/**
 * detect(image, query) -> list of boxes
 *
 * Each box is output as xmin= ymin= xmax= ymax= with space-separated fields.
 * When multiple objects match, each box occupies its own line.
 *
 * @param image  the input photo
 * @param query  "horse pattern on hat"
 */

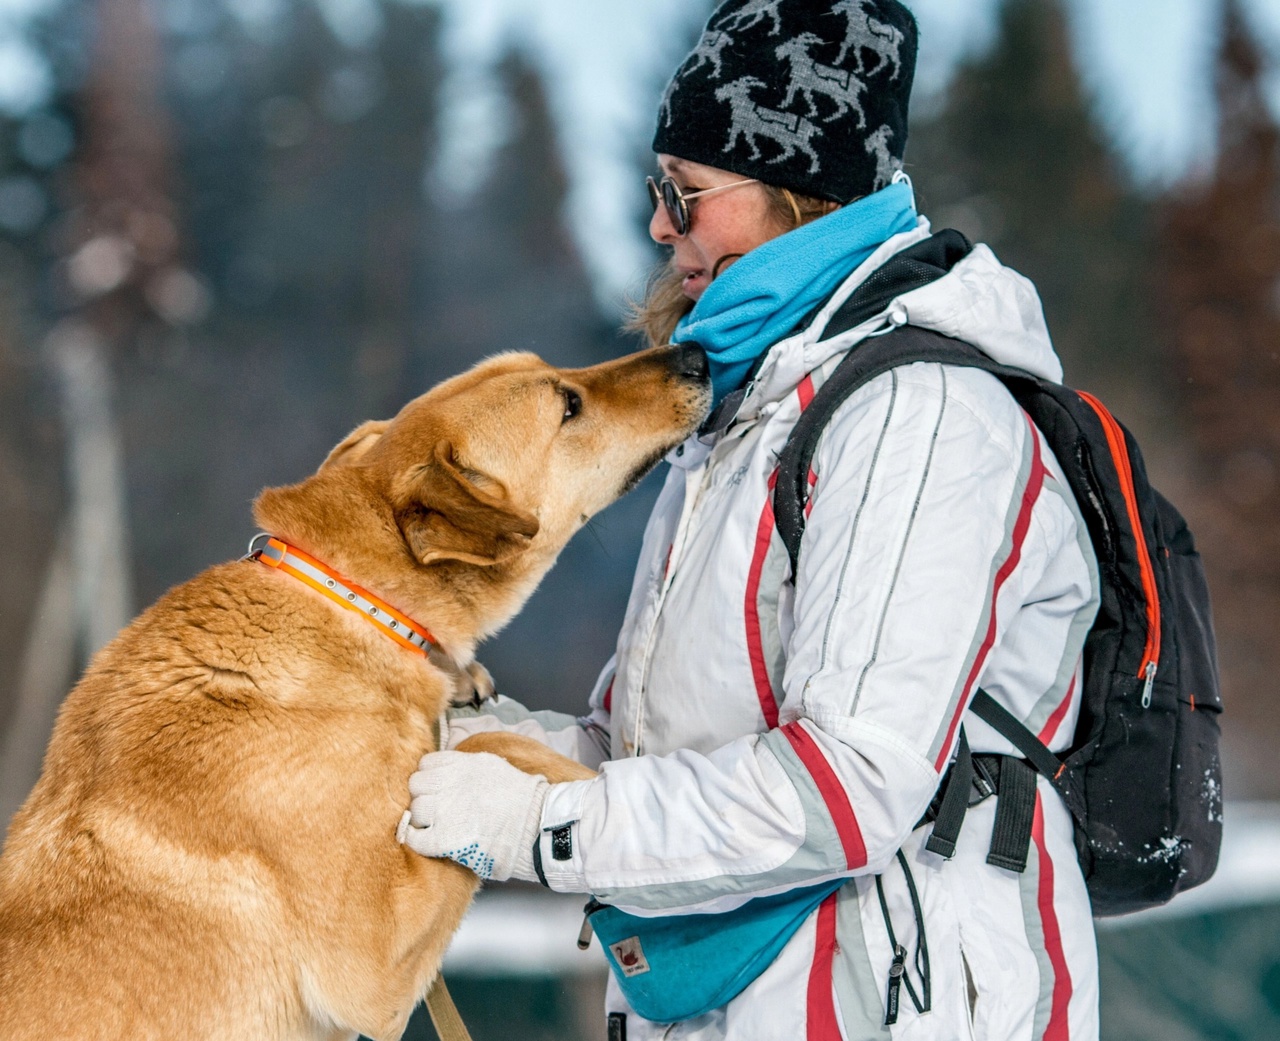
xmin=715 ymin=76 xmax=823 ymax=175
xmin=831 ymin=0 xmax=906 ymax=76
xmin=776 ymin=33 xmax=868 ymax=129
xmin=654 ymin=0 xmax=917 ymax=203
xmin=717 ymin=0 xmax=788 ymax=36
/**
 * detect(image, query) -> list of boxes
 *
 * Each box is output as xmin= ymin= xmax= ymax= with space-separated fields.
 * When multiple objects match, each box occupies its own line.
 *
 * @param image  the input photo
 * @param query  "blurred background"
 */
xmin=0 ymin=0 xmax=1278 ymax=1036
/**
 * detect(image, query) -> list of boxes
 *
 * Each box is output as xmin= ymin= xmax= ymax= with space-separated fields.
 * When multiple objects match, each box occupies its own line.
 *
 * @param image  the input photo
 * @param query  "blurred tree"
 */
xmin=0 ymin=0 xmax=192 ymax=830
xmin=0 ymin=272 xmax=62 ymax=739
xmin=417 ymin=49 xmax=605 ymax=377
xmin=67 ymin=0 xmax=197 ymax=344
xmin=1156 ymin=0 xmax=1280 ymax=795
xmin=909 ymin=0 xmax=1155 ymax=394
xmin=125 ymin=0 xmax=447 ymax=605
xmin=0 ymin=6 xmax=81 ymax=827
xmin=0 ymin=38 xmax=72 ymax=740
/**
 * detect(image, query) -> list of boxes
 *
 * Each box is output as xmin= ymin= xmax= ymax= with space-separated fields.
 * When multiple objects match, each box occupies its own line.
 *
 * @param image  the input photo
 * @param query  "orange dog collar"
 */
xmin=246 ymin=533 xmax=438 ymax=656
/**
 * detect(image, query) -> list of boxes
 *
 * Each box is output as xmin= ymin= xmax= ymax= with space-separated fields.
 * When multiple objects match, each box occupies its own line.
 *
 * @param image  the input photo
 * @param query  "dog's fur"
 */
xmin=0 ymin=346 xmax=709 ymax=1041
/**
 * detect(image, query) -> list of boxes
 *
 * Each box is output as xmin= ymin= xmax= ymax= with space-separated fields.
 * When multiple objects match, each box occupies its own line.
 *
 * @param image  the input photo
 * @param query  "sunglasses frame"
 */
xmin=646 ymin=175 xmax=759 ymax=236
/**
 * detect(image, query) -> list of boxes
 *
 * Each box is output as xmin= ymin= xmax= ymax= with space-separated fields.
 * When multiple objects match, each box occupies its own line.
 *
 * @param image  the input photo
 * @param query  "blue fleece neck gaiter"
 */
xmin=672 ymin=181 xmax=918 ymax=407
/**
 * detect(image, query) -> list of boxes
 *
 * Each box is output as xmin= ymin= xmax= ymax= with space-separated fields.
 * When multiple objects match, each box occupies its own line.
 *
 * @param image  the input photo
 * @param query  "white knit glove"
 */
xmin=439 ymin=695 xmax=546 ymax=751
xmin=398 ymin=750 xmax=549 ymax=883
xmin=438 ymin=704 xmax=508 ymax=751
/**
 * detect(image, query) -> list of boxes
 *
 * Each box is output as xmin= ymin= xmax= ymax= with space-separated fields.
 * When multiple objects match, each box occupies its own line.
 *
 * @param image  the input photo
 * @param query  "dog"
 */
xmin=0 ymin=344 xmax=710 ymax=1041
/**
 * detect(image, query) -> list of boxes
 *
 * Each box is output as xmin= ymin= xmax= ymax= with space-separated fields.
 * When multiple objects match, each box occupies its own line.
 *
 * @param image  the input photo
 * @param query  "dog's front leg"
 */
xmin=453 ymin=732 xmax=597 ymax=783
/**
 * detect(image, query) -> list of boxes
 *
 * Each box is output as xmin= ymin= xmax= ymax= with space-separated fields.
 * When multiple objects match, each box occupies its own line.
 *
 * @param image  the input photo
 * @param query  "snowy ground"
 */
xmin=441 ymin=801 xmax=1280 ymax=975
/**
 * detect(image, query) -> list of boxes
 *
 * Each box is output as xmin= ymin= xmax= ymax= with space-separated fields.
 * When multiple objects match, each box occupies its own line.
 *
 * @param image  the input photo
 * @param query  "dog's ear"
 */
xmin=321 ymin=420 xmax=389 ymax=470
xmin=396 ymin=443 xmax=540 ymax=567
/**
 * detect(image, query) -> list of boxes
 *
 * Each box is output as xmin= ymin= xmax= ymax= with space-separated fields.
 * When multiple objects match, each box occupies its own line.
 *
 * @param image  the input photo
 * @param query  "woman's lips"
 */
xmin=681 ymin=269 xmax=707 ymax=299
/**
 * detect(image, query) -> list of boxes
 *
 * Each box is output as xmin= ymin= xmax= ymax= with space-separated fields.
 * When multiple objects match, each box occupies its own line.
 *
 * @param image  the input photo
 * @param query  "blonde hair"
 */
xmin=628 ymin=185 xmax=839 ymax=349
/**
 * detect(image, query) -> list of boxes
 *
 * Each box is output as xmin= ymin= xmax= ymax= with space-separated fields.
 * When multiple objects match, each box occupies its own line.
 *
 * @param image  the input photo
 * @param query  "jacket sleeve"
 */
xmin=444 ymin=658 xmax=613 ymax=769
xmin=536 ymin=365 xmax=1077 ymax=913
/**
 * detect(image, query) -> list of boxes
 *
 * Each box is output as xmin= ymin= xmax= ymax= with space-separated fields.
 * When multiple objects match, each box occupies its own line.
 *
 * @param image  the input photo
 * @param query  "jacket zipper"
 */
xmin=1076 ymin=391 xmax=1160 ymax=706
xmin=632 ymin=461 xmax=713 ymax=755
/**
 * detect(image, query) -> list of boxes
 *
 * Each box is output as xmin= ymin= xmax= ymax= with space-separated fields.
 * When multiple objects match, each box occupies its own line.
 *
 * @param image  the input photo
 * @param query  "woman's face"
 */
xmin=649 ymin=154 xmax=789 ymax=302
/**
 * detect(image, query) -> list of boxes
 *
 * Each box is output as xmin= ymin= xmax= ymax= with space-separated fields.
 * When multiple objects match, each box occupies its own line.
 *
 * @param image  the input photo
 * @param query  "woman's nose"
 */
xmin=649 ymin=202 xmax=678 ymax=245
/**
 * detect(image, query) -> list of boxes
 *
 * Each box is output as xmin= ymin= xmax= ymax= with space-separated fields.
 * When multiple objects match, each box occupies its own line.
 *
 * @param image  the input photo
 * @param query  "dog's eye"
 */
xmin=562 ymin=388 xmax=582 ymax=422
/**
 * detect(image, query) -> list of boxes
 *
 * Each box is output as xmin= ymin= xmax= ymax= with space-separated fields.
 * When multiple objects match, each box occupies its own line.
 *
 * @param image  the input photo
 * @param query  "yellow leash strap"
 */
xmin=425 ymin=975 xmax=473 ymax=1041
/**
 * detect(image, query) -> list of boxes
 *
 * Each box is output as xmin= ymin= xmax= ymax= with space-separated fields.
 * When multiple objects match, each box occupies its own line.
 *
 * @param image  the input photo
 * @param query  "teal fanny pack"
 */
xmin=584 ymin=878 xmax=848 ymax=1024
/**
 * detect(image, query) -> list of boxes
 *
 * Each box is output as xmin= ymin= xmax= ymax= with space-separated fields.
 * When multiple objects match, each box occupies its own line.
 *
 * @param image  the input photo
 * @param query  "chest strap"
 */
xmin=920 ymin=689 xmax=1071 ymax=874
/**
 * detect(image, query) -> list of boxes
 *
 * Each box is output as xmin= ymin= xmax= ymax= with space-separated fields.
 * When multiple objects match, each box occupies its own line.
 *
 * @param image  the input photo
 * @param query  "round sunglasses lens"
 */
xmin=661 ymin=179 xmax=688 ymax=235
xmin=646 ymin=177 xmax=661 ymax=213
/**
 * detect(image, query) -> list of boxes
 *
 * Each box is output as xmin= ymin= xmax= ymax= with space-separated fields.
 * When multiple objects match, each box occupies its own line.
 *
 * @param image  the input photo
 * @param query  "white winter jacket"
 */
xmin=454 ymin=222 xmax=1101 ymax=1041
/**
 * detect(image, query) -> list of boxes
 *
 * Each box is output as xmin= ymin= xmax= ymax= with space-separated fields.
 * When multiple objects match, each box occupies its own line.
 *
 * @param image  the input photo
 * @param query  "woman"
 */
xmin=402 ymin=2 xmax=1100 ymax=1038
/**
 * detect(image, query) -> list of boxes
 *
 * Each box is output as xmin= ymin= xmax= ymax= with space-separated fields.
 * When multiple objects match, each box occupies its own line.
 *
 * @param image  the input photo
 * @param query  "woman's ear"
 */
xmin=395 ymin=442 xmax=540 ymax=567
xmin=320 ymin=420 xmax=389 ymax=470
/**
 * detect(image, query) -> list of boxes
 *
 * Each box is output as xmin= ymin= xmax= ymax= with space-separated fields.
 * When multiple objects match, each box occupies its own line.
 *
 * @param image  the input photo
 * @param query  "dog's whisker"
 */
xmin=583 ymin=520 xmax=608 ymax=553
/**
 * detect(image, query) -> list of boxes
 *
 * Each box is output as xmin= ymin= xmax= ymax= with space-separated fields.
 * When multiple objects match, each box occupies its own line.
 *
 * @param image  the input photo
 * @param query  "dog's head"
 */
xmin=254 ymin=345 xmax=710 ymax=648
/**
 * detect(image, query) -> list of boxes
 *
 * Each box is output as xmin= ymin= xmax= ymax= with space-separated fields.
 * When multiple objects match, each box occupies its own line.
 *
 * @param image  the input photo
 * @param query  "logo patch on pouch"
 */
xmin=609 ymin=936 xmax=651 ymax=977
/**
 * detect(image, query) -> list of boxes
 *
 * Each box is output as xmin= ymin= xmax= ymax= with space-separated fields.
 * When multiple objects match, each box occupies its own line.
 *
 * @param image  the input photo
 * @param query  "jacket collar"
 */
xmin=702 ymin=220 xmax=933 ymax=429
xmin=689 ymin=217 xmax=1063 ymax=439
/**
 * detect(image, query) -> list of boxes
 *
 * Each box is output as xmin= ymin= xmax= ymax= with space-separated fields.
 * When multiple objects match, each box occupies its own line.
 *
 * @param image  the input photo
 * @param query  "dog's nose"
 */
xmin=668 ymin=343 xmax=709 ymax=382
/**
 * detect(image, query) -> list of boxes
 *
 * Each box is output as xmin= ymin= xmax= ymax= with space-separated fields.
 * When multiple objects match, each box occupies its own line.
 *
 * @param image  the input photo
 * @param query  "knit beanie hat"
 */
xmin=653 ymin=0 xmax=919 ymax=204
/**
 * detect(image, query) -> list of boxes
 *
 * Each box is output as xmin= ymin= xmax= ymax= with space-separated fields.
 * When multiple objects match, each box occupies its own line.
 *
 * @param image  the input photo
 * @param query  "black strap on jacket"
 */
xmin=917 ymin=715 xmax=1045 ymax=874
xmin=985 ymin=756 xmax=1040 ymax=872
xmin=923 ymin=729 xmax=974 ymax=860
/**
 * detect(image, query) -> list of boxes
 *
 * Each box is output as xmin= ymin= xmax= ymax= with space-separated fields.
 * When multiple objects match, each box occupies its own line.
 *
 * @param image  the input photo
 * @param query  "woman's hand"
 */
xmin=398 ymin=750 xmax=548 ymax=883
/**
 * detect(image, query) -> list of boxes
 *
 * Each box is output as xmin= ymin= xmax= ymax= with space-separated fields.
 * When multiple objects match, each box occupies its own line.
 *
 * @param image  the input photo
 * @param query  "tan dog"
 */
xmin=0 ymin=345 xmax=710 ymax=1041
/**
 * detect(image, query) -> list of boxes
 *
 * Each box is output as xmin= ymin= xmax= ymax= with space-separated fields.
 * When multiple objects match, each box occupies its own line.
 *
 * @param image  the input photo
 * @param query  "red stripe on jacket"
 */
xmin=745 ymin=471 xmax=783 ymax=729
xmin=743 ymin=377 xmax=820 ymax=730
xmin=1033 ymin=790 xmax=1074 ymax=1040
xmin=797 ymin=373 xmax=815 ymax=409
xmin=934 ymin=414 xmax=1048 ymax=773
xmin=1037 ymin=673 xmax=1077 ymax=746
xmin=806 ymin=892 xmax=842 ymax=1040
xmin=782 ymin=722 xmax=868 ymax=870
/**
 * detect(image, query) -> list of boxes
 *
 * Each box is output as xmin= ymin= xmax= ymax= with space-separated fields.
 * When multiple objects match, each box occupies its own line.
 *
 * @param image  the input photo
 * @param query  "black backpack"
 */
xmin=773 ymin=232 xmax=1223 ymax=917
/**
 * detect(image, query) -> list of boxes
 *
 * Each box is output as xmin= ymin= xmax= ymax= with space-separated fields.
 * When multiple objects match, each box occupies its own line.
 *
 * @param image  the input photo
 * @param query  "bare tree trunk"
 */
xmin=0 ymin=321 xmax=134 ymax=837
xmin=0 ymin=527 xmax=75 ymax=838
xmin=50 ymin=320 xmax=134 ymax=659
xmin=1 ymin=0 xmax=183 ymax=837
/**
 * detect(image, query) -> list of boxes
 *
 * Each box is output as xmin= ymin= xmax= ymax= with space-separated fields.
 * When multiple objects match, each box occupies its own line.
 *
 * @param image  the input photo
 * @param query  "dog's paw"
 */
xmin=449 ymin=660 xmax=497 ymax=708
xmin=462 ymin=661 xmax=497 ymax=705
xmin=428 ymin=648 xmax=498 ymax=708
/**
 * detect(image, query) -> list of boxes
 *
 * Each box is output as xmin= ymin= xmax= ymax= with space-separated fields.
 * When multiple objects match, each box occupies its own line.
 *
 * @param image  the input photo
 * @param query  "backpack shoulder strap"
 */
xmin=774 ymin=324 xmax=1032 ymax=576
xmin=772 ymin=327 xmax=1091 ymax=838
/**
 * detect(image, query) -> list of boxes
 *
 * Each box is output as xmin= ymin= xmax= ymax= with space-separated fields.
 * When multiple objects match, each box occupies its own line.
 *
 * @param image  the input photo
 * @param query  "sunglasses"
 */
xmin=646 ymin=174 xmax=759 ymax=236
